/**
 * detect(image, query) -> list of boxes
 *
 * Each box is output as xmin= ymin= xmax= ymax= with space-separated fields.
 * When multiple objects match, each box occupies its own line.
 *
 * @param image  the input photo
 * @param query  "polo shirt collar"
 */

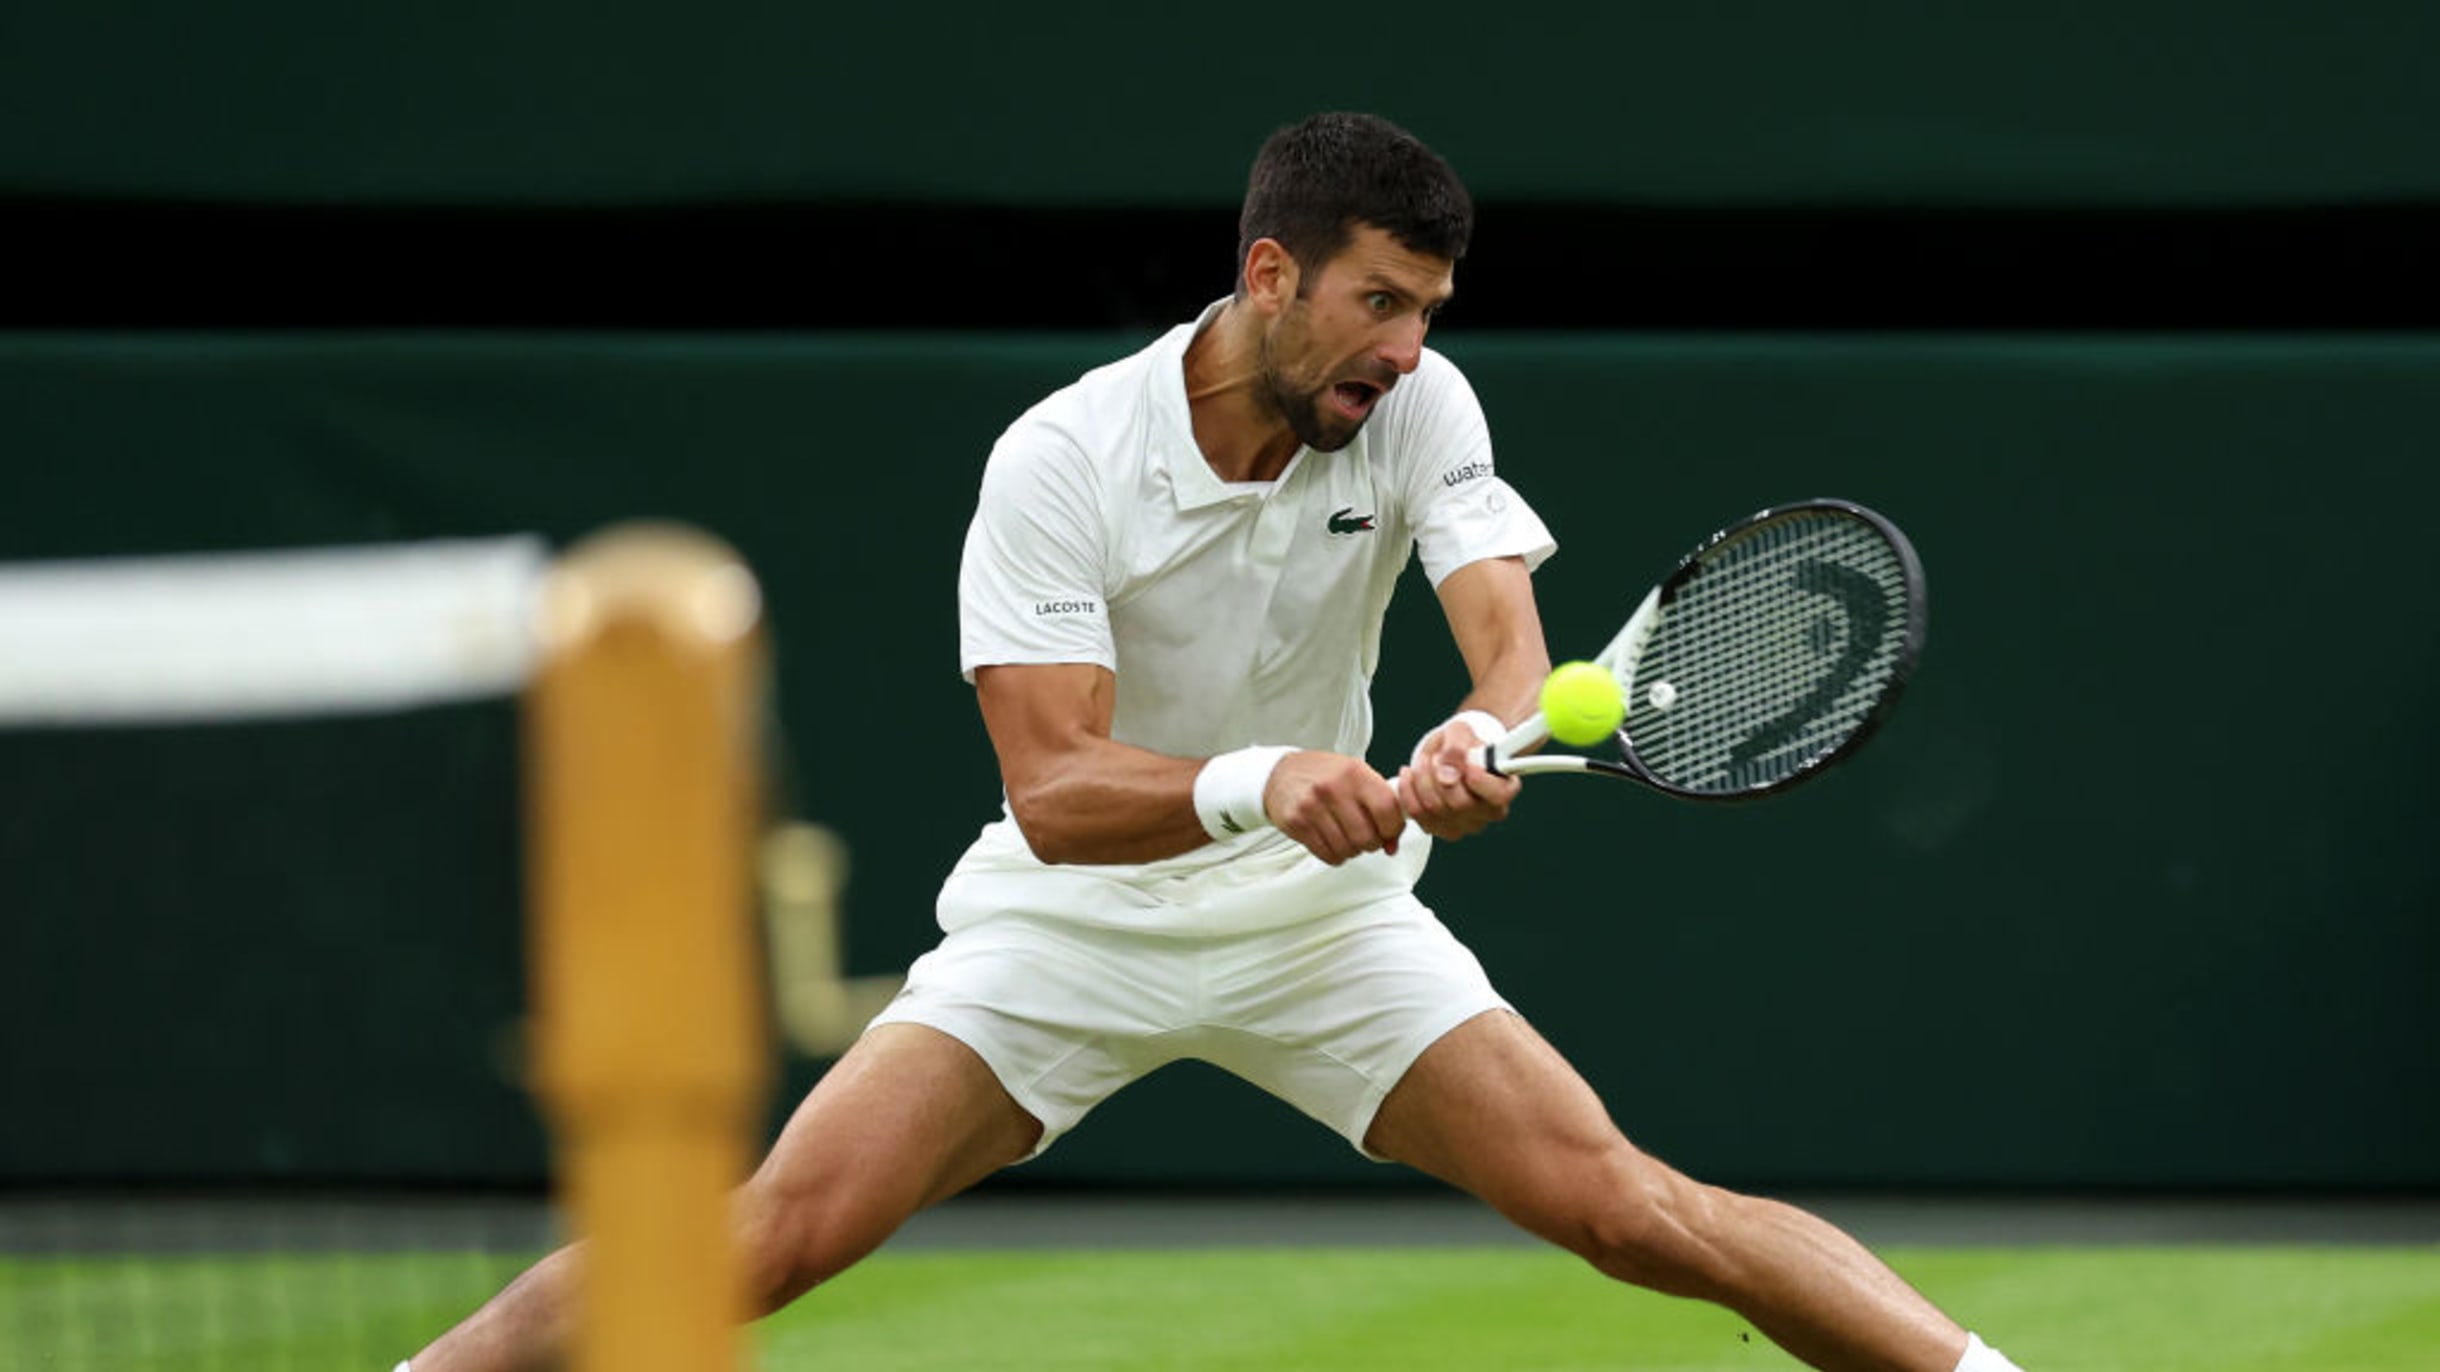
xmin=1153 ymin=297 xmax=1278 ymax=511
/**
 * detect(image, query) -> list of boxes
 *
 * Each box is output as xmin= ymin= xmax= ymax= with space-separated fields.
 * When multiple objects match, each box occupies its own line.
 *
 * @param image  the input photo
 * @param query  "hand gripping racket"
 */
xmin=1474 ymin=498 xmax=1927 ymax=800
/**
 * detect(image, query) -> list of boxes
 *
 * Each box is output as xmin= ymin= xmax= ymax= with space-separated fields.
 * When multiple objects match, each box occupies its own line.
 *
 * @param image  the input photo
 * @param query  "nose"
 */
xmin=1376 ymin=316 xmax=1427 ymax=374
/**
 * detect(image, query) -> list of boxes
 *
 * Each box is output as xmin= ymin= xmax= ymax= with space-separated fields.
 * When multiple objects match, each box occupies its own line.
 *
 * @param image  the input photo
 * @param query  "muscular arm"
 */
xmin=974 ymin=664 xmax=1207 ymax=865
xmin=975 ymin=663 xmax=1404 ymax=867
xmin=1396 ymin=555 xmax=1551 ymax=838
xmin=1435 ymin=555 xmax=1552 ymax=730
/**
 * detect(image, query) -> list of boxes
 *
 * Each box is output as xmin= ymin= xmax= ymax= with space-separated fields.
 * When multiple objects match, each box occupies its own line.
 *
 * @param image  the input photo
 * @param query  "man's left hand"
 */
xmin=1394 ymin=720 xmax=1521 ymax=840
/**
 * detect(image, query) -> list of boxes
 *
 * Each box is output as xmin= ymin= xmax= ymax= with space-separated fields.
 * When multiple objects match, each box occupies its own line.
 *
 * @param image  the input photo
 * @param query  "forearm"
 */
xmin=1452 ymin=665 xmax=1545 ymax=732
xmin=1440 ymin=637 xmax=1549 ymax=744
xmin=973 ymin=664 xmax=1399 ymax=869
xmin=1005 ymin=736 xmax=1215 ymax=865
xmin=1399 ymin=557 xmax=1545 ymax=841
xmin=1433 ymin=556 xmax=1551 ymax=735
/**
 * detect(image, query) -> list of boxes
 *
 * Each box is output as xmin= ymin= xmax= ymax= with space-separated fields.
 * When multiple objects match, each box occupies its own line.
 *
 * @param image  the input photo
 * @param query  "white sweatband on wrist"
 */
xmin=1411 ymin=709 xmax=1508 ymax=768
xmin=1193 ymin=745 xmax=1295 ymax=841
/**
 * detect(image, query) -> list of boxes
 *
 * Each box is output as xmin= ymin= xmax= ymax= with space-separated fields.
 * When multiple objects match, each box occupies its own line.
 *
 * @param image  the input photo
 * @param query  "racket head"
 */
xmin=1613 ymin=498 xmax=1926 ymax=800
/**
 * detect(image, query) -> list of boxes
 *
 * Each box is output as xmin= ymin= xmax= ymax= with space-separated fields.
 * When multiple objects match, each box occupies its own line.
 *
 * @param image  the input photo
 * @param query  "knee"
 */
xmin=734 ymin=1193 xmax=822 ymax=1314
xmin=732 ymin=1178 xmax=890 ymax=1315
xmin=1545 ymin=1154 xmax=1739 ymax=1299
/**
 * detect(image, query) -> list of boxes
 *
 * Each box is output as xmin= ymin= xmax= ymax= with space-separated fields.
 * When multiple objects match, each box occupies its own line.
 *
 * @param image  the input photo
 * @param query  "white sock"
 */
xmin=1955 ymin=1332 xmax=2025 ymax=1371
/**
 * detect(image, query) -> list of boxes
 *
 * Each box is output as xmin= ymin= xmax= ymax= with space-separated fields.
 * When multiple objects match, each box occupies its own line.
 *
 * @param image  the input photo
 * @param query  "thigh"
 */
xmin=1361 ymin=1008 xmax=1658 ymax=1240
xmin=736 ymin=1022 xmax=1040 ymax=1286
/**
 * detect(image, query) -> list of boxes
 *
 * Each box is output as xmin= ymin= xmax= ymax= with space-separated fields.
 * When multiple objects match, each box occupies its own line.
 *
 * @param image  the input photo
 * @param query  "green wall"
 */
xmin=2 ymin=333 xmax=2433 ymax=1188
xmin=5 ymin=3 xmax=2437 ymax=206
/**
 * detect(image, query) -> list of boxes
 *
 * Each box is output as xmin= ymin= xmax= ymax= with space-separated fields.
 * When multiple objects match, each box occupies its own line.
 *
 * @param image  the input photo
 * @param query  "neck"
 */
xmin=1181 ymin=300 xmax=1302 ymax=483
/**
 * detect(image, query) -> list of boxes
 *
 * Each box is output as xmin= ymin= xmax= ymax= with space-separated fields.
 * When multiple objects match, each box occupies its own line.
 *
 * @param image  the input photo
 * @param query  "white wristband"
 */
xmin=1193 ymin=745 xmax=1295 ymax=841
xmin=1411 ymin=709 xmax=1508 ymax=768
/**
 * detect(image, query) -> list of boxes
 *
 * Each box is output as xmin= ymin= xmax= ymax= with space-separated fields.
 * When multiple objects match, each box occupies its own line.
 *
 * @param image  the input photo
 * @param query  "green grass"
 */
xmin=759 ymin=1247 xmax=2440 ymax=1371
xmin=0 ymin=1249 xmax=534 ymax=1370
xmin=4 ymin=1245 xmax=2436 ymax=1370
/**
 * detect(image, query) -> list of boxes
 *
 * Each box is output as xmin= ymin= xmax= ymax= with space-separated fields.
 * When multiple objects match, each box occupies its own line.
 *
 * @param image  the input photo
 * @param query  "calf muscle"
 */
xmin=1367 ymin=1012 xmax=1968 ymax=1372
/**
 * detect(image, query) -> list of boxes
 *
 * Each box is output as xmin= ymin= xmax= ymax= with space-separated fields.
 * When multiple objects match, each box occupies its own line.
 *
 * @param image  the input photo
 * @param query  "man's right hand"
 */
xmin=1263 ymin=751 xmax=1406 ymax=865
xmin=1394 ymin=717 xmax=1520 ymax=842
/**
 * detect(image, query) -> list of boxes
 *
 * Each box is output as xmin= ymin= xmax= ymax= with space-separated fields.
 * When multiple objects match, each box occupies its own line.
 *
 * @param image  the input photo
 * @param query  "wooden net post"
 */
xmin=525 ymin=523 xmax=771 ymax=1372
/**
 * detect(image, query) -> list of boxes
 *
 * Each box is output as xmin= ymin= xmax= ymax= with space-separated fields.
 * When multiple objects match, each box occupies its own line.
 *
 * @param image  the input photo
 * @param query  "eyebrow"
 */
xmin=1362 ymin=274 xmax=1457 ymax=309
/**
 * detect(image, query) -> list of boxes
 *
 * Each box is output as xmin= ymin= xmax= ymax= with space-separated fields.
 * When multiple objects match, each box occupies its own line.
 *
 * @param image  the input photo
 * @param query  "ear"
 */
xmin=1242 ymin=238 xmax=1300 ymax=315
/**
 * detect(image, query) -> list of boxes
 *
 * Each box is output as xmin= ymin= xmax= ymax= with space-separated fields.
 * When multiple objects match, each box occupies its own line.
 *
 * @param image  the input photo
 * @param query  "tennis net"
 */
xmin=0 ymin=527 xmax=773 ymax=1372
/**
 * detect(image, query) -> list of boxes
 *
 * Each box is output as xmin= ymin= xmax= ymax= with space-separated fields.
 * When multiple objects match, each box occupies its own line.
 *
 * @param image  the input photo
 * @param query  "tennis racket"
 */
xmin=1474 ymin=498 xmax=1926 ymax=800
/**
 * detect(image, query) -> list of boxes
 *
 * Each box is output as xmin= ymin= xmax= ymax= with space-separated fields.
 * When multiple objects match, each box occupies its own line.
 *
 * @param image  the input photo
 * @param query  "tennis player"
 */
xmin=405 ymin=112 xmax=2024 ymax=1372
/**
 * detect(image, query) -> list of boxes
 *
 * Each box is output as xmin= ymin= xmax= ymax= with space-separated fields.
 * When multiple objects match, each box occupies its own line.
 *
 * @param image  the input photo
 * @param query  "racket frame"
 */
xmin=1476 ymin=498 xmax=1925 ymax=800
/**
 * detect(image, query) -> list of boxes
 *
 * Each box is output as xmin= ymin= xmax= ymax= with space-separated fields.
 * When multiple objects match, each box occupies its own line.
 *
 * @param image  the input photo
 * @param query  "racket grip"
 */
xmin=1475 ymin=714 xmax=1550 ymax=777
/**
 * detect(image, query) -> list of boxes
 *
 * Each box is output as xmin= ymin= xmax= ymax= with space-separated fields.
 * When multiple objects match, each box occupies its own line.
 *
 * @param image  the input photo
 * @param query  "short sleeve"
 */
xmin=1392 ymin=354 xmax=1557 ymax=586
xmin=957 ymin=433 xmax=1114 ymax=681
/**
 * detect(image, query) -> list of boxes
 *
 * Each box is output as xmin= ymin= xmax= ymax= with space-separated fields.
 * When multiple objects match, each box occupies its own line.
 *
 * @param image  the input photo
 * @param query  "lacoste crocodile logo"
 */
xmin=1327 ymin=507 xmax=1377 ymax=535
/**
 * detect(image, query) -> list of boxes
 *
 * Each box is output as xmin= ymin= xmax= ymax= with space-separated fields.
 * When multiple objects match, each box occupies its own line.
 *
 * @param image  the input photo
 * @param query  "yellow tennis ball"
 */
xmin=1541 ymin=661 xmax=1626 ymax=746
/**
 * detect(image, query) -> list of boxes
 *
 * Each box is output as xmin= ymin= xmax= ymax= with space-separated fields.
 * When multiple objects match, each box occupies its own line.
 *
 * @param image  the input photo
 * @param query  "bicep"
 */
xmin=973 ymin=662 xmax=1117 ymax=791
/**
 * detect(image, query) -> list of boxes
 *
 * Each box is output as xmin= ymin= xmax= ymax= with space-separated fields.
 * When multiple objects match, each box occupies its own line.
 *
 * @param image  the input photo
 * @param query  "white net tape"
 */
xmin=0 ymin=537 xmax=547 ymax=727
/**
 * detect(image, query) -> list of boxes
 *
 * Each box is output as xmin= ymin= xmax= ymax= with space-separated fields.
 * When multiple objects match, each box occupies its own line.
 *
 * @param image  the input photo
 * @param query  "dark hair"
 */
xmin=1236 ymin=112 xmax=1473 ymax=293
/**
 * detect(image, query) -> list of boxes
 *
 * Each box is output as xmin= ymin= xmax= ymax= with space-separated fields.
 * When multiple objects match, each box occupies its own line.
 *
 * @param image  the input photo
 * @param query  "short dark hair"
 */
xmin=1236 ymin=112 xmax=1473 ymax=293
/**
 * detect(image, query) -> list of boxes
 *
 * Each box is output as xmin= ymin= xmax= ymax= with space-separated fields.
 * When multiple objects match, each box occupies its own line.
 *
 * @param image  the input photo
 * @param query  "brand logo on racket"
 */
xmin=1326 ymin=508 xmax=1377 ymax=535
xmin=1725 ymin=560 xmax=1888 ymax=779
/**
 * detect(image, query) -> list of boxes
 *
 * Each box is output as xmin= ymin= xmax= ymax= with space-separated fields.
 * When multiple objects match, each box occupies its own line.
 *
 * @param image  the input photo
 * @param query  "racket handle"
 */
xmin=1475 ymin=714 xmax=1550 ymax=777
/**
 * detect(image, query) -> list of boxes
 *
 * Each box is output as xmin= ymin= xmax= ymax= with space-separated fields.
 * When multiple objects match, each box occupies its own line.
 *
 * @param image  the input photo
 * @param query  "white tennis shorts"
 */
xmin=865 ymin=825 xmax=1510 ymax=1160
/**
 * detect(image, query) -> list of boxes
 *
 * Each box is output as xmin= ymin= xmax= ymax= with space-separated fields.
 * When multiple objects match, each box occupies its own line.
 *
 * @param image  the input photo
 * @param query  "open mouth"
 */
xmin=1330 ymin=379 xmax=1385 ymax=420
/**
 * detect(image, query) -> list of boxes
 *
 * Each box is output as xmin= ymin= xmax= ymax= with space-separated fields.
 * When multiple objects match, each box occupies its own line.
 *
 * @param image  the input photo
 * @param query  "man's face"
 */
xmin=1256 ymin=224 xmax=1456 ymax=453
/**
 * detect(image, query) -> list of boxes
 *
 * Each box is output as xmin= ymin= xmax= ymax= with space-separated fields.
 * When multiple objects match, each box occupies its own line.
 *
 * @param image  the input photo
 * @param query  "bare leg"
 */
xmin=1364 ymin=1011 xmax=1968 ymax=1372
xmin=409 ymin=1024 xmax=1041 ymax=1372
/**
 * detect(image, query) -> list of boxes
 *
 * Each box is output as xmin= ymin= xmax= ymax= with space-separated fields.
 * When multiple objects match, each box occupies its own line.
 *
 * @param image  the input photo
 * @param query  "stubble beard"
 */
xmin=1256 ymin=321 xmax=1363 ymax=454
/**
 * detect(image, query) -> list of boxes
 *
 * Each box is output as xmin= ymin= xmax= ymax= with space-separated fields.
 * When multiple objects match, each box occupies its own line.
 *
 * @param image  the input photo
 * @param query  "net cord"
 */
xmin=0 ymin=537 xmax=547 ymax=727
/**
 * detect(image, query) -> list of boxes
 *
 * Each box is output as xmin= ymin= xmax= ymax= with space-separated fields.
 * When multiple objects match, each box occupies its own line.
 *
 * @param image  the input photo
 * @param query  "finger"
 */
xmin=1360 ymin=780 xmax=1406 ymax=852
xmin=1321 ymin=799 xmax=1375 ymax=860
xmin=1317 ymin=785 xmax=1387 ymax=859
xmin=1295 ymin=808 xmax=1348 ymax=865
xmin=1428 ymin=737 xmax=1472 ymax=787
xmin=1396 ymin=778 xmax=1448 ymax=839
xmin=1461 ymin=765 xmax=1520 ymax=808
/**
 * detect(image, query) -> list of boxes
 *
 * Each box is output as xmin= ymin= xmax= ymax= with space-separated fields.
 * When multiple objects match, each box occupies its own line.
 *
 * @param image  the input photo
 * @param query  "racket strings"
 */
xmin=1627 ymin=513 xmax=1913 ymax=793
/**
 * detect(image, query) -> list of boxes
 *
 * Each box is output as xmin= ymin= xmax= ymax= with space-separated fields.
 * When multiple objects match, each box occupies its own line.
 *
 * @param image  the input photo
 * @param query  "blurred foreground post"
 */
xmin=527 ymin=524 xmax=771 ymax=1372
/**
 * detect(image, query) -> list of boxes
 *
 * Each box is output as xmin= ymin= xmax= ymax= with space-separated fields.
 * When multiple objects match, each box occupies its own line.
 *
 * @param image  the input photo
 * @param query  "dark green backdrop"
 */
xmin=7 ymin=0 xmax=2433 ymax=1192
xmin=5 ymin=2 xmax=2438 ymax=206
xmin=3 ymin=333 xmax=2433 ymax=1189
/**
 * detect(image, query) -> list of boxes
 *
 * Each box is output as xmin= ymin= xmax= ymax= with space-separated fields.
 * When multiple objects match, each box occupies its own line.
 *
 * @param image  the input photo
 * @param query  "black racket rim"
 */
xmin=1627 ymin=497 xmax=1928 ymax=802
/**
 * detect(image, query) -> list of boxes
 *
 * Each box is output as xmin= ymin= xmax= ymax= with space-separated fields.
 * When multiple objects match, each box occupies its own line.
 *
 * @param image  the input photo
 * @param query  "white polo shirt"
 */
xmin=953 ymin=299 xmax=1555 ymax=884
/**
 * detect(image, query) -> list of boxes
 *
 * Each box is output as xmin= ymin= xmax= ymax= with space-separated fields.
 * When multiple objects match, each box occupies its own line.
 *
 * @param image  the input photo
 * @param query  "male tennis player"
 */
xmin=406 ymin=112 xmax=2023 ymax=1372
